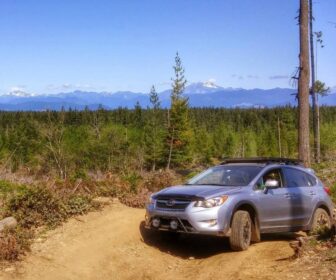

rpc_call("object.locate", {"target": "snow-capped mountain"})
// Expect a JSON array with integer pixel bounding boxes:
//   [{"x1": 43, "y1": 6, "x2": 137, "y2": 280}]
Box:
[
  {"x1": 0, "y1": 82, "x2": 335, "y2": 111},
  {"x1": 6, "y1": 89, "x2": 35, "y2": 97},
  {"x1": 184, "y1": 81, "x2": 224, "y2": 94}
]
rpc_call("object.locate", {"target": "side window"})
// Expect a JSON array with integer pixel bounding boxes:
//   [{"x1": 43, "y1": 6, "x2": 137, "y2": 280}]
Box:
[
  {"x1": 283, "y1": 168, "x2": 310, "y2": 187},
  {"x1": 305, "y1": 173, "x2": 317, "y2": 186},
  {"x1": 255, "y1": 169, "x2": 283, "y2": 190}
]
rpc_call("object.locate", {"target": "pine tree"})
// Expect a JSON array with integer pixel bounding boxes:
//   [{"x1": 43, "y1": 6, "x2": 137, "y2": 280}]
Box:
[
  {"x1": 133, "y1": 101, "x2": 143, "y2": 128},
  {"x1": 149, "y1": 85, "x2": 161, "y2": 110},
  {"x1": 144, "y1": 86, "x2": 164, "y2": 170},
  {"x1": 166, "y1": 53, "x2": 191, "y2": 169},
  {"x1": 313, "y1": 80, "x2": 329, "y2": 97}
]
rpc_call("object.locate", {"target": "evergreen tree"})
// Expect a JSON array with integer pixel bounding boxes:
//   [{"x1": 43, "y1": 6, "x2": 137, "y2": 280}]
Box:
[
  {"x1": 144, "y1": 86, "x2": 164, "y2": 170},
  {"x1": 133, "y1": 101, "x2": 143, "y2": 128},
  {"x1": 166, "y1": 53, "x2": 192, "y2": 169},
  {"x1": 313, "y1": 80, "x2": 329, "y2": 96},
  {"x1": 149, "y1": 85, "x2": 161, "y2": 110}
]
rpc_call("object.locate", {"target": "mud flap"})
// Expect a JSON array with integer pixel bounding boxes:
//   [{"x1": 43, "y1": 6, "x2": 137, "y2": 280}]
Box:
[{"x1": 251, "y1": 216, "x2": 261, "y2": 242}]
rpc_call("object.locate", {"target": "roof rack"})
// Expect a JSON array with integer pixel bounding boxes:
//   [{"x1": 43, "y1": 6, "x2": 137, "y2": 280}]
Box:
[{"x1": 220, "y1": 157, "x2": 303, "y2": 166}]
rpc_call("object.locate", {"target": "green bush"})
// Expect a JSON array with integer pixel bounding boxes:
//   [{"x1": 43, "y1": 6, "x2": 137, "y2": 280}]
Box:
[
  {"x1": 5, "y1": 186, "x2": 67, "y2": 229},
  {"x1": 0, "y1": 180, "x2": 27, "y2": 196},
  {"x1": 95, "y1": 182, "x2": 119, "y2": 197},
  {"x1": 65, "y1": 195, "x2": 94, "y2": 216},
  {"x1": 123, "y1": 172, "x2": 141, "y2": 193}
]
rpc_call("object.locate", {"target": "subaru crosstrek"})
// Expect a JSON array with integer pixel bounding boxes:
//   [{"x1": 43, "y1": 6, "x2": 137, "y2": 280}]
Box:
[{"x1": 145, "y1": 158, "x2": 334, "y2": 251}]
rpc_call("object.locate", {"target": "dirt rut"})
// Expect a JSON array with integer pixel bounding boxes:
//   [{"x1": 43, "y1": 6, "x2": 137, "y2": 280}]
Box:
[{"x1": 1, "y1": 201, "x2": 295, "y2": 280}]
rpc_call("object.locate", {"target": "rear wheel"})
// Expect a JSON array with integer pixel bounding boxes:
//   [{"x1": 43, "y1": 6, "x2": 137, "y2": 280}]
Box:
[
  {"x1": 310, "y1": 208, "x2": 332, "y2": 234},
  {"x1": 229, "y1": 210, "x2": 252, "y2": 251}
]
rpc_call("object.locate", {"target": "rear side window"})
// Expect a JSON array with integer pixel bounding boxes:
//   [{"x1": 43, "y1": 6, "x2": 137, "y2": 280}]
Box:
[
  {"x1": 305, "y1": 173, "x2": 317, "y2": 186},
  {"x1": 283, "y1": 168, "x2": 315, "y2": 187}
]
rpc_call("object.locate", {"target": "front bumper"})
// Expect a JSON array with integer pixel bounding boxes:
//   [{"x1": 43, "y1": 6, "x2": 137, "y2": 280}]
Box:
[{"x1": 145, "y1": 203, "x2": 231, "y2": 236}]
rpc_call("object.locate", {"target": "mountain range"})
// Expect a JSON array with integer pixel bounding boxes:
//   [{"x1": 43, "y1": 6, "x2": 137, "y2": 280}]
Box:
[{"x1": 1, "y1": 81, "x2": 335, "y2": 111}]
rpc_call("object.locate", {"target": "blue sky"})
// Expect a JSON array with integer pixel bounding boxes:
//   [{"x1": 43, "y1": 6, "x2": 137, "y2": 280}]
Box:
[{"x1": 0, "y1": 0, "x2": 335, "y2": 94}]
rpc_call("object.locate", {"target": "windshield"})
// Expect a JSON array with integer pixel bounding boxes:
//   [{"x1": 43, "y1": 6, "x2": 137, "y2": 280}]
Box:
[{"x1": 187, "y1": 165, "x2": 262, "y2": 186}]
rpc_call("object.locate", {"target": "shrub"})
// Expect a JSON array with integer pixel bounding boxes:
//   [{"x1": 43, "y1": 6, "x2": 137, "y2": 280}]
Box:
[
  {"x1": 140, "y1": 170, "x2": 179, "y2": 192},
  {"x1": 95, "y1": 182, "x2": 119, "y2": 197},
  {"x1": 0, "y1": 230, "x2": 20, "y2": 261},
  {"x1": 5, "y1": 186, "x2": 67, "y2": 229},
  {"x1": 0, "y1": 227, "x2": 34, "y2": 261},
  {"x1": 118, "y1": 188, "x2": 152, "y2": 208},
  {"x1": 65, "y1": 195, "x2": 95, "y2": 216},
  {"x1": 123, "y1": 172, "x2": 141, "y2": 193}
]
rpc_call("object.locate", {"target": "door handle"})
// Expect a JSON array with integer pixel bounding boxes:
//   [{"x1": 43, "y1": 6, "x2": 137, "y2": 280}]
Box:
[
  {"x1": 309, "y1": 191, "x2": 316, "y2": 196},
  {"x1": 284, "y1": 193, "x2": 291, "y2": 198}
]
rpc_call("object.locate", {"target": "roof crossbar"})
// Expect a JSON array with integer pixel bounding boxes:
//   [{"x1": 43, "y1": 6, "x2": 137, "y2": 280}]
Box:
[{"x1": 220, "y1": 157, "x2": 303, "y2": 166}]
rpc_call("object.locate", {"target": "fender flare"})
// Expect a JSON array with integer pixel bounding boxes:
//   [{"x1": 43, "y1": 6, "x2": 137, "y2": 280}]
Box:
[{"x1": 230, "y1": 200, "x2": 261, "y2": 242}]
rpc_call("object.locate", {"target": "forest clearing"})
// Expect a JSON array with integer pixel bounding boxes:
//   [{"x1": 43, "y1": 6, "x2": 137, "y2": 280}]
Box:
[{"x1": 0, "y1": 0, "x2": 335, "y2": 279}]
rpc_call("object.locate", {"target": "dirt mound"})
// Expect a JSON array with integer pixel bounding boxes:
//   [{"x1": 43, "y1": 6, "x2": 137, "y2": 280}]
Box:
[{"x1": 0, "y1": 201, "x2": 296, "y2": 280}]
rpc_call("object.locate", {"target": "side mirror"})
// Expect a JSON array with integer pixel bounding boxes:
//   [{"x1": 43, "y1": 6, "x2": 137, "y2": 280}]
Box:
[
  {"x1": 265, "y1": 179, "x2": 279, "y2": 188},
  {"x1": 264, "y1": 179, "x2": 280, "y2": 193}
]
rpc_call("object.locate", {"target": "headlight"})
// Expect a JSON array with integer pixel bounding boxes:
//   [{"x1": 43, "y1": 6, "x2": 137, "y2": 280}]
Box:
[{"x1": 194, "y1": 196, "x2": 228, "y2": 208}]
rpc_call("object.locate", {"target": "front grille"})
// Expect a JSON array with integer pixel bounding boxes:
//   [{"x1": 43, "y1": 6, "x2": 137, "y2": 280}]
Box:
[{"x1": 155, "y1": 198, "x2": 191, "y2": 211}]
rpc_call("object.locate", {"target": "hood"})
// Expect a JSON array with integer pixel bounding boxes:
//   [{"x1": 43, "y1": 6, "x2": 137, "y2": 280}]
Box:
[{"x1": 153, "y1": 185, "x2": 243, "y2": 200}]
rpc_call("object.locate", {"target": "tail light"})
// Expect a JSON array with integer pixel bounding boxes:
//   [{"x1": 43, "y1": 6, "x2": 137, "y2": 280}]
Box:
[{"x1": 323, "y1": 186, "x2": 331, "y2": 196}]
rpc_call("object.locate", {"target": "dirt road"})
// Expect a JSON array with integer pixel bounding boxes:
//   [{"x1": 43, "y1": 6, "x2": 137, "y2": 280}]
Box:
[{"x1": 0, "y1": 200, "x2": 297, "y2": 280}]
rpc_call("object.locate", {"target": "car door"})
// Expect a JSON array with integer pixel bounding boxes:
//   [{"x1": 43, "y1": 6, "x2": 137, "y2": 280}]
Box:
[
  {"x1": 255, "y1": 168, "x2": 292, "y2": 230},
  {"x1": 282, "y1": 167, "x2": 316, "y2": 227}
]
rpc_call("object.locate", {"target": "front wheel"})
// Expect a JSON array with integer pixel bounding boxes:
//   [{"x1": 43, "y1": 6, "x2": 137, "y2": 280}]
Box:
[
  {"x1": 310, "y1": 208, "x2": 332, "y2": 234},
  {"x1": 229, "y1": 210, "x2": 252, "y2": 251}
]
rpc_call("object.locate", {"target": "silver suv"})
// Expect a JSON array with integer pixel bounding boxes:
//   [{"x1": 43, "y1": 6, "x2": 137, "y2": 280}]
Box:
[{"x1": 145, "y1": 158, "x2": 334, "y2": 251}]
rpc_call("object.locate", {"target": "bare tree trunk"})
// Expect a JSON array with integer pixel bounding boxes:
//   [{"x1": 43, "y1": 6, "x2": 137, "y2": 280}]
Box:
[
  {"x1": 167, "y1": 128, "x2": 174, "y2": 170},
  {"x1": 241, "y1": 133, "x2": 245, "y2": 158},
  {"x1": 166, "y1": 109, "x2": 173, "y2": 170},
  {"x1": 277, "y1": 117, "x2": 282, "y2": 157},
  {"x1": 298, "y1": 0, "x2": 311, "y2": 167},
  {"x1": 309, "y1": 0, "x2": 320, "y2": 163}
]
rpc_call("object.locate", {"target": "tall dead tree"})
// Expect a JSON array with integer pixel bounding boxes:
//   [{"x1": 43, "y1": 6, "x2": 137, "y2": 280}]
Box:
[
  {"x1": 298, "y1": 0, "x2": 311, "y2": 167},
  {"x1": 309, "y1": 0, "x2": 320, "y2": 163},
  {"x1": 277, "y1": 117, "x2": 282, "y2": 157}
]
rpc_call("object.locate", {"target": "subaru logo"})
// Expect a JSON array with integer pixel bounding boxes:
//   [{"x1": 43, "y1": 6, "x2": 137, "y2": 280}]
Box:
[{"x1": 166, "y1": 199, "x2": 175, "y2": 206}]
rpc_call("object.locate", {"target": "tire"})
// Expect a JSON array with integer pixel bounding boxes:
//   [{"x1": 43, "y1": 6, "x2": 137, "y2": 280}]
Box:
[
  {"x1": 310, "y1": 208, "x2": 332, "y2": 234},
  {"x1": 229, "y1": 210, "x2": 252, "y2": 251}
]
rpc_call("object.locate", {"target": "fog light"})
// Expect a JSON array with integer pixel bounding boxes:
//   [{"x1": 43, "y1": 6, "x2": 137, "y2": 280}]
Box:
[
  {"x1": 152, "y1": 218, "x2": 160, "y2": 228},
  {"x1": 204, "y1": 219, "x2": 217, "y2": 226},
  {"x1": 170, "y1": 220, "x2": 178, "y2": 230}
]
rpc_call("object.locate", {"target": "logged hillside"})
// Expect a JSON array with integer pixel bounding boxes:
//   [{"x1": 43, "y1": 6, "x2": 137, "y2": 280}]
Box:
[
  {"x1": 0, "y1": 107, "x2": 336, "y2": 179},
  {"x1": 0, "y1": 106, "x2": 335, "y2": 274}
]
